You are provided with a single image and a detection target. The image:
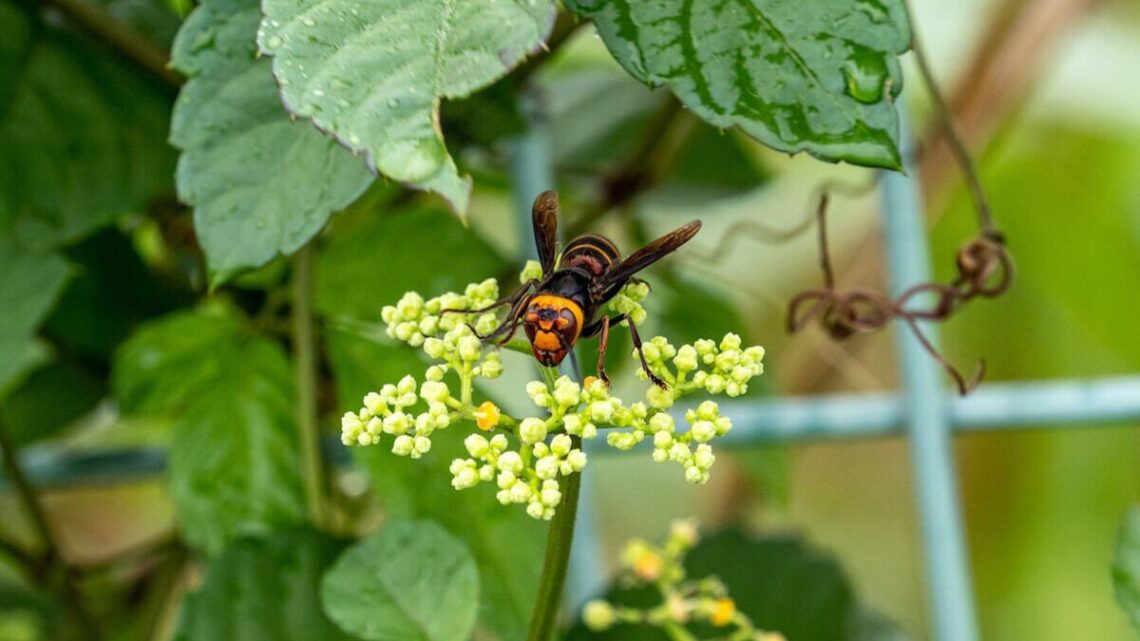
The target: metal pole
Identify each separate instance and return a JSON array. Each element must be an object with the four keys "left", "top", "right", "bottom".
[
  {"left": 509, "top": 88, "right": 607, "bottom": 611},
  {"left": 881, "top": 103, "right": 980, "bottom": 641}
]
